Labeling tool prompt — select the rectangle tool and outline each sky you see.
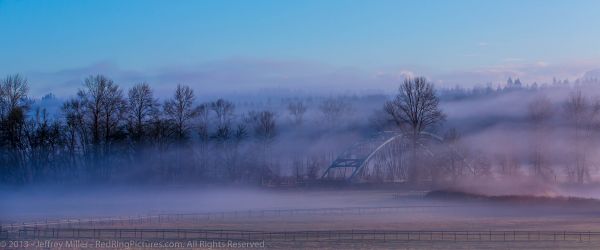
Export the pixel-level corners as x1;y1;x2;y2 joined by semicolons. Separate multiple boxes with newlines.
1;0;600;96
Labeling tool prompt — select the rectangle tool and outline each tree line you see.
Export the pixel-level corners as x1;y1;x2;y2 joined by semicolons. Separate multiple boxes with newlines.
0;74;283;185
3;73;600;186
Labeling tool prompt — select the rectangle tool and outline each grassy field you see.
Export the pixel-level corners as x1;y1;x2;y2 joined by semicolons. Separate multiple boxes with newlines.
4;188;600;249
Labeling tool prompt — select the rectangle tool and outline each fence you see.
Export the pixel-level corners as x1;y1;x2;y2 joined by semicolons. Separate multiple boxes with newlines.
4;228;600;242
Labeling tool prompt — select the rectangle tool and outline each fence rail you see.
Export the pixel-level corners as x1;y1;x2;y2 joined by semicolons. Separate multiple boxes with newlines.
3;228;600;242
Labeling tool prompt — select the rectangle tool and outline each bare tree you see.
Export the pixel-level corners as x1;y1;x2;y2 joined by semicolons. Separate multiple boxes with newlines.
528;95;553;180
127;82;159;143
249;111;277;143
443;128;468;183
160;84;199;180
100;81;126;144
77;75;116;146
23;108;63;182
194;103;210;170
196;103;210;142
0;74;30;118
0;74;30;183
564;90;600;183
287;101;307;125
75;75;126;178
163;84;198;141
248;110;277;181
210;99;235;129
319;97;349;126
496;153;521;178
0;74;30;147
206;99;242;180
384;77;445;135
384;77;445;183
61;98;89;167
472;151;492;179
209;99;236;144
215;122;247;181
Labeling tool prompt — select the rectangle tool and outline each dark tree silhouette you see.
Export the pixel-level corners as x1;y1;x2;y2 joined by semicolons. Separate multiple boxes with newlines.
210;99;234;131
0;74;30;117
528;95;553;180
163;84;198;141
77;75;122;146
127;82;159;144
564;90;600;183
384;77;445;183
76;75;126;179
248;110;277;181
287;101;307;125
0;74;30;183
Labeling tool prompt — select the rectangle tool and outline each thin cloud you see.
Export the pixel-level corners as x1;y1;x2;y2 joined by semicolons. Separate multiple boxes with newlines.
20;59;600;98
502;58;525;62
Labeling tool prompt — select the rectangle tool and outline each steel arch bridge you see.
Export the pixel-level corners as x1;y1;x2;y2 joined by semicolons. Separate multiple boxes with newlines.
320;131;469;182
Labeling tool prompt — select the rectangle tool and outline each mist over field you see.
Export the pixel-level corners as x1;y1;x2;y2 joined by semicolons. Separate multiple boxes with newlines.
7;72;600;185
3;73;600;223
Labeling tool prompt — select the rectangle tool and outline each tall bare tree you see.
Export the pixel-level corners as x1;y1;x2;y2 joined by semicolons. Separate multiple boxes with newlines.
248;110;277;181
384;77;445;183
0;74;30;118
61;98;89;168
564;90;600;183
207;99;239;179
319;97;349;126
443;128;467;183
249;111;277;143
23;108;63;182
127;82;159;143
210;99;235;130
101;81;126;144
0;74;30;183
161;84;198;180
76;75;126;179
287;101;307;125
163;84;198;141
528;95;553;180
77;75;114;146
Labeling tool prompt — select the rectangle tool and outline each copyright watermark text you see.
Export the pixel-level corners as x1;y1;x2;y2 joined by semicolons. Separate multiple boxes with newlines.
0;239;265;248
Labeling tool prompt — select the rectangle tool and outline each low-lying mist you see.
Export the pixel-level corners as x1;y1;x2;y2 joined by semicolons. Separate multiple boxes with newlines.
0;186;410;222
4;73;600;220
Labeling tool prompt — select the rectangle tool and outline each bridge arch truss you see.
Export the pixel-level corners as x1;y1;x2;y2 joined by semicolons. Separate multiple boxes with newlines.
320;131;469;183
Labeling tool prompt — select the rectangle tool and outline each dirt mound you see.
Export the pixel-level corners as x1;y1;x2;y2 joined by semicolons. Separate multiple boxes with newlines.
426;189;600;205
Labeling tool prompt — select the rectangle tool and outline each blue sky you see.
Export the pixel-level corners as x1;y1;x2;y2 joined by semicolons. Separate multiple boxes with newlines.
1;0;600;95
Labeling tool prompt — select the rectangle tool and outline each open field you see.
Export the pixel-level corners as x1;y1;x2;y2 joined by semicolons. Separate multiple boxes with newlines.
3;188;600;249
